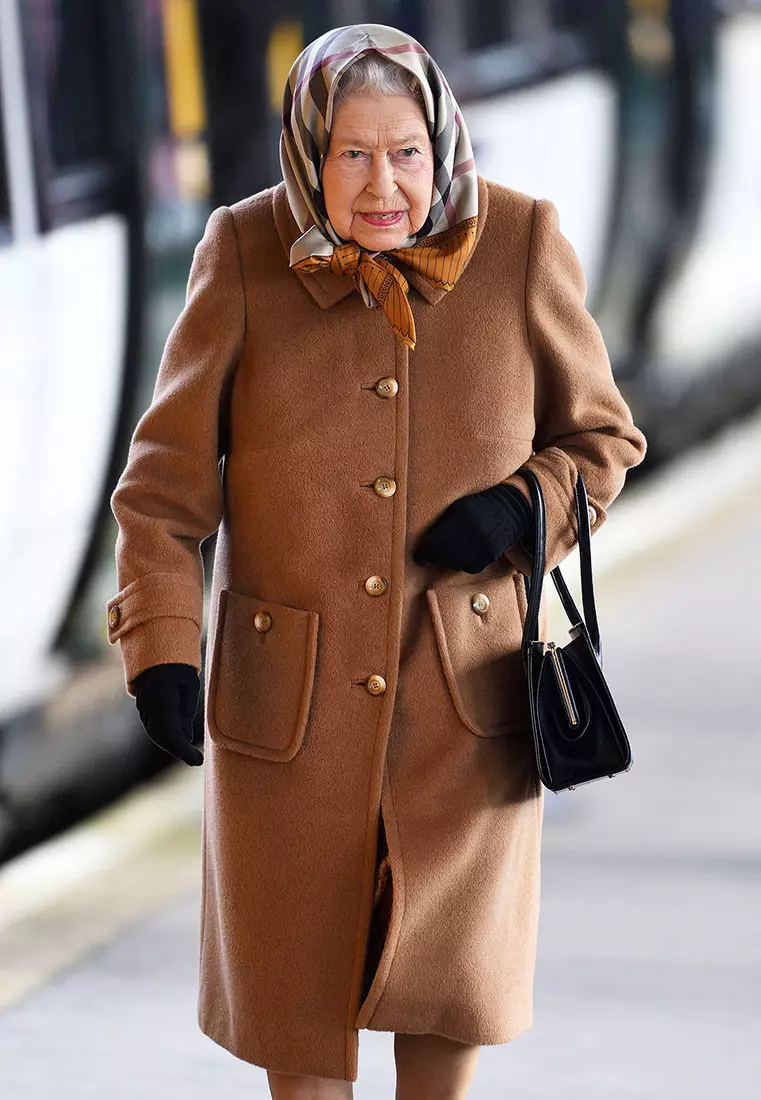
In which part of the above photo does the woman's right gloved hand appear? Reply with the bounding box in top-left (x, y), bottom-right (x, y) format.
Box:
top-left (133, 662), bottom-right (203, 766)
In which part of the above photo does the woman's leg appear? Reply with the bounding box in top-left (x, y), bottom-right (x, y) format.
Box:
top-left (266, 1070), bottom-right (353, 1099)
top-left (394, 1032), bottom-right (481, 1100)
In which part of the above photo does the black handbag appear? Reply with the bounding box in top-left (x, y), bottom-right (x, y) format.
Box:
top-left (513, 466), bottom-right (633, 793)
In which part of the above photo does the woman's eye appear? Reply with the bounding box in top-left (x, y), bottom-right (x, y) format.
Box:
top-left (341, 147), bottom-right (418, 162)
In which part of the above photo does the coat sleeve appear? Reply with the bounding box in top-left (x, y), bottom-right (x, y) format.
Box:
top-left (106, 205), bottom-right (245, 696)
top-left (500, 197), bottom-right (647, 576)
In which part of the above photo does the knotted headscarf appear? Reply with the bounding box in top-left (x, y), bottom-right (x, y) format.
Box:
top-left (279, 23), bottom-right (479, 350)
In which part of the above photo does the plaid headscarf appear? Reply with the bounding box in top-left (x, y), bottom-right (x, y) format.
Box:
top-left (279, 23), bottom-right (479, 350)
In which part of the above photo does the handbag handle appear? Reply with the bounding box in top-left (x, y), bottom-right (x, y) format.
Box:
top-left (513, 467), bottom-right (602, 665)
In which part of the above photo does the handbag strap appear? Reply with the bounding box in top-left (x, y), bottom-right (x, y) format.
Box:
top-left (514, 467), bottom-right (602, 664)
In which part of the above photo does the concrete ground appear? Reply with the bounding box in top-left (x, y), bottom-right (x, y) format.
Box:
top-left (1, 437), bottom-right (760, 1097)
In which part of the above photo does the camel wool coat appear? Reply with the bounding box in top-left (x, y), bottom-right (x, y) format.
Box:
top-left (106, 173), bottom-right (647, 1081)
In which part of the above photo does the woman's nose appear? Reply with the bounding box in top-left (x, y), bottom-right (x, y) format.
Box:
top-left (366, 154), bottom-right (397, 199)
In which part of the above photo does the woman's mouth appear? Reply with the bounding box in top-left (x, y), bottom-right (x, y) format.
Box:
top-left (358, 210), bottom-right (406, 227)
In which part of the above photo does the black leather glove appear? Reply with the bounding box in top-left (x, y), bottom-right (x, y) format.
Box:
top-left (134, 662), bottom-right (203, 766)
top-left (412, 483), bottom-right (533, 573)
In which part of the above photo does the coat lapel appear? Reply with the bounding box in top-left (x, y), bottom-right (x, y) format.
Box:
top-left (272, 175), bottom-right (490, 310)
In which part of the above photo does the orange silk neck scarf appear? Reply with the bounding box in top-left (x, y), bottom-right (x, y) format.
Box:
top-left (291, 216), bottom-right (478, 351)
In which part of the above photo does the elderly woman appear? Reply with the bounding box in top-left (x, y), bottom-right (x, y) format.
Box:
top-left (106, 22), bottom-right (646, 1100)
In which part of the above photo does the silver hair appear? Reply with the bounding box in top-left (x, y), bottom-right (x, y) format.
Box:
top-left (333, 49), bottom-right (426, 113)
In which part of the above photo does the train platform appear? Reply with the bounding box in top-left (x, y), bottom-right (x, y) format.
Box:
top-left (1, 411), bottom-right (761, 1098)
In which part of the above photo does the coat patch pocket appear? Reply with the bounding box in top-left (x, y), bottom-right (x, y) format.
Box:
top-left (206, 587), bottom-right (320, 760)
top-left (426, 573), bottom-right (531, 738)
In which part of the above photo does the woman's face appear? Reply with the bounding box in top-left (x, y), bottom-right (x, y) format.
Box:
top-left (321, 92), bottom-right (434, 251)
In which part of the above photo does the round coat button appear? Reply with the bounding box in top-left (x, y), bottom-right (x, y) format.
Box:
top-left (373, 476), bottom-right (396, 498)
top-left (254, 610), bottom-right (273, 632)
top-left (471, 593), bottom-right (490, 616)
top-left (375, 376), bottom-right (398, 398)
top-left (588, 504), bottom-right (597, 525)
top-left (365, 575), bottom-right (388, 596)
top-left (108, 605), bottom-right (121, 628)
top-left (366, 674), bottom-right (387, 695)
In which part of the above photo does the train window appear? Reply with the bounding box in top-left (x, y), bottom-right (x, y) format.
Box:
top-left (446, 0), bottom-right (599, 101)
top-left (462, 0), bottom-right (590, 50)
top-left (21, 0), bottom-right (120, 227)
top-left (25, 0), bottom-right (113, 169)
top-left (464, 1), bottom-right (510, 50)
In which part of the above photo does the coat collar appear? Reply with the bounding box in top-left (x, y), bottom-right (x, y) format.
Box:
top-left (272, 174), bottom-right (490, 310)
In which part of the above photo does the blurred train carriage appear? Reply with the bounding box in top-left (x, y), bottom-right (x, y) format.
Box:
top-left (1, 0), bottom-right (759, 858)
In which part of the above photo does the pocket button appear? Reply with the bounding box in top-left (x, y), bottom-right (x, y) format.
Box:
top-left (254, 610), bottom-right (273, 632)
top-left (470, 593), bottom-right (490, 616)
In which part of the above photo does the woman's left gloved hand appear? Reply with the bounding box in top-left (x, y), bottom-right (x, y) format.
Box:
top-left (412, 483), bottom-right (533, 573)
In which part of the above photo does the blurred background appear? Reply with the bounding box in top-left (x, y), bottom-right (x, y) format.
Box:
top-left (0, 1), bottom-right (759, 1095)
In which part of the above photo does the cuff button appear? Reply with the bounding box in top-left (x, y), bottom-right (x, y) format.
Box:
top-left (108, 605), bottom-right (121, 628)
top-left (588, 505), bottom-right (597, 525)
